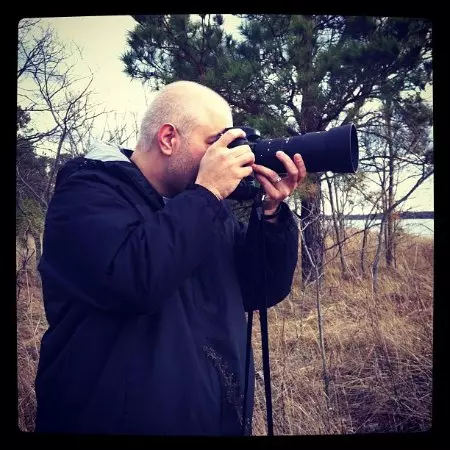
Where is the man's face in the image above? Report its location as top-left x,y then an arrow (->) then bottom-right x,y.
167,108 -> 232,193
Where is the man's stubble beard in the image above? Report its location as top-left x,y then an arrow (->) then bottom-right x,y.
167,142 -> 201,194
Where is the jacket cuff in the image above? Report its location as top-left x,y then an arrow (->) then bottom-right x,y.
263,202 -> 297,231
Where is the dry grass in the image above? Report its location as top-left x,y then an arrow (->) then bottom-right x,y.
16,227 -> 433,435
250,228 -> 433,435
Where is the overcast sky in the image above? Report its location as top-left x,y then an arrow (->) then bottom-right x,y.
22,15 -> 434,214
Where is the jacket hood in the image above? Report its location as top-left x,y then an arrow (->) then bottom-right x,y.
54,140 -> 133,190
84,140 -> 131,163
55,140 -> 132,188
52,140 -> 165,209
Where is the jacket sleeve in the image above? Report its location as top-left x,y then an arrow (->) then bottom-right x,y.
39,174 -> 228,315
233,201 -> 299,312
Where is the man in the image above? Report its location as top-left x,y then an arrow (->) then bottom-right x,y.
34,80 -> 306,435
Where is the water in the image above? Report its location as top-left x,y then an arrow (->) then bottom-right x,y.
345,218 -> 434,238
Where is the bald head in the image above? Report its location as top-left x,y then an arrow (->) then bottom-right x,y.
137,81 -> 232,152
131,81 -> 235,198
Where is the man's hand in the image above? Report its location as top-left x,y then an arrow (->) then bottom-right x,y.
252,151 -> 307,218
195,129 -> 255,200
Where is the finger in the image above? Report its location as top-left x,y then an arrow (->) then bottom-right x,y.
293,154 -> 307,182
214,128 -> 247,149
237,166 -> 254,179
251,164 -> 281,184
235,151 -> 255,167
254,173 -> 284,200
275,151 -> 299,181
230,145 -> 254,159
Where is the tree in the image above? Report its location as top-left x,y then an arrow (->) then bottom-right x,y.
17,19 -> 107,204
356,95 -> 433,292
323,173 -> 351,278
383,94 -> 433,267
121,14 -> 432,285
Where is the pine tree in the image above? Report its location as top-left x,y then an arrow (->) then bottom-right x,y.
121,14 -> 432,284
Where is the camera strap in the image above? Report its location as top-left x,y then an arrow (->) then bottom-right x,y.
242,188 -> 274,436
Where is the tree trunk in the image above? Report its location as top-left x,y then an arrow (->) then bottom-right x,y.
384,100 -> 395,267
386,155 -> 395,268
333,179 -> 346,244
393,218 -> 399,269
45,129 -> 67,203
360,225 -> 369,275
320,188 -> 330,244
325,175 -> 349,278
301,174 -> 324,288
372,216 -> 387,294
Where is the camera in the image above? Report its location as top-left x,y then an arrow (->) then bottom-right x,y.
222,124 -> 359,201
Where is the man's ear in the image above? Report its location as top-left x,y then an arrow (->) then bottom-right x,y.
157,123 -> 179,156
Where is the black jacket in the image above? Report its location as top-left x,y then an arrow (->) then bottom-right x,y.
35,142 -> 299,435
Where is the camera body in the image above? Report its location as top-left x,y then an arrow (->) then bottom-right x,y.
224,126 -> 262,201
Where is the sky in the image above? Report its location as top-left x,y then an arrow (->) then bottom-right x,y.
21,15 -> 434,214
35,15 -> 244,128
37,16 -> 152,125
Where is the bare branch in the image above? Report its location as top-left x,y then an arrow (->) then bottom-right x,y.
16,167 -> 48,209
